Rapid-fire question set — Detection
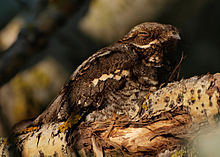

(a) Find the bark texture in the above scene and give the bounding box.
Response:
[0,73,219,156]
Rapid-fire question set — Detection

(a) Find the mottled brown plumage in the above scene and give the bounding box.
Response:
[33,22,181,126]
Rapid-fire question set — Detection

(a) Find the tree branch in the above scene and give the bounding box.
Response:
[0,73,219,156]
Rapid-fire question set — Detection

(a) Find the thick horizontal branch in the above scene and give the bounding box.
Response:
[0,73,219,156]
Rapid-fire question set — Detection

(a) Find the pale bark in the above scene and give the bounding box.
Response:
[0,73,219,156]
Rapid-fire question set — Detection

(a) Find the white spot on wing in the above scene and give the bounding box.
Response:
[114,75,121,80]
[92,71,130,86]
[99,74,114,81]
[92,78,99,86]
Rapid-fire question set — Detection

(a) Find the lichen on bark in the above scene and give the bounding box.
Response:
[1,73,218,156]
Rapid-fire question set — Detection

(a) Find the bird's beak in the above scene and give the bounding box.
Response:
[175,33,181,40]
[170,32,181,40]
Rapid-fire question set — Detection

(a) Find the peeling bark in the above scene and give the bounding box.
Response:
[0,73,219,156]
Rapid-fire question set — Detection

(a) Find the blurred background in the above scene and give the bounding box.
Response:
[0,0,219,136]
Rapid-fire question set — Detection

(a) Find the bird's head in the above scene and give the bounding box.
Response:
[119,22,182,84]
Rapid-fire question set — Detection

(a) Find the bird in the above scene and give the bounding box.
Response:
[32,22,181,128]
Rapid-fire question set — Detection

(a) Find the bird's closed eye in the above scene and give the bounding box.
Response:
[172,31,177,35]
[139,32,151,37]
